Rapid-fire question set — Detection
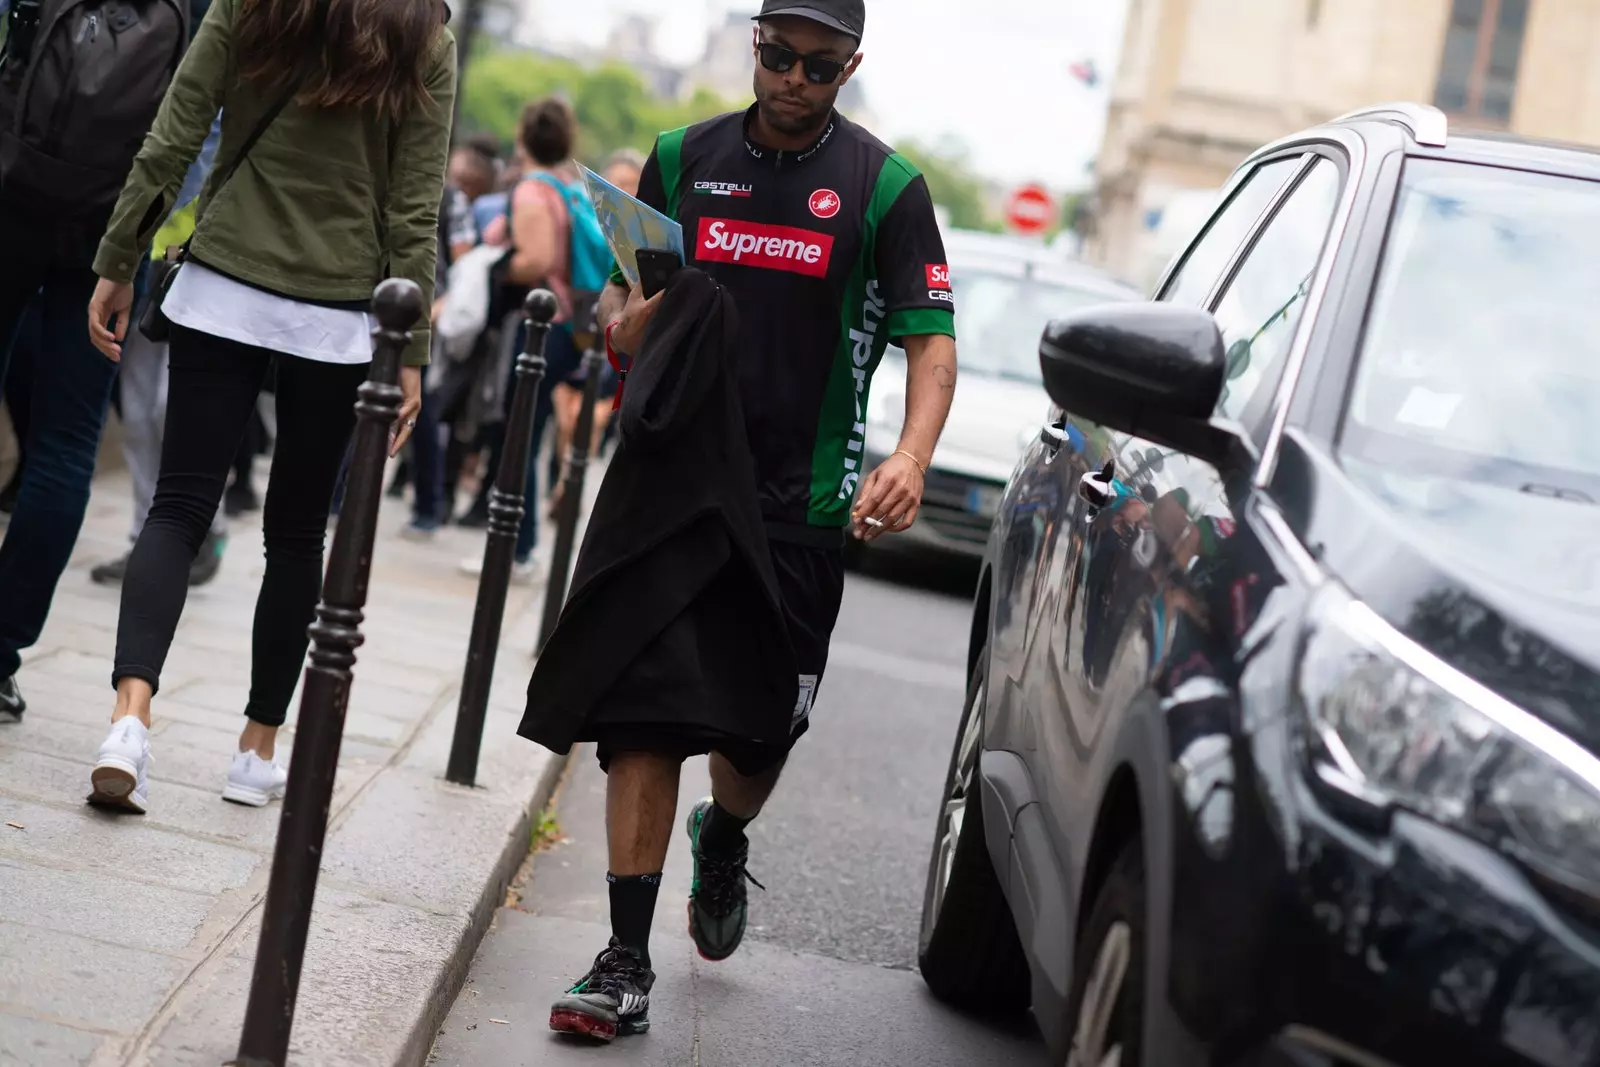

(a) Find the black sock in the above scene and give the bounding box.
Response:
[699,801,753,857]
[607,872,661,965]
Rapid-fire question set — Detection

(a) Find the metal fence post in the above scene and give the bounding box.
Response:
[536,344,604,654]
[233,279,423,1067]
[446,289,557,787]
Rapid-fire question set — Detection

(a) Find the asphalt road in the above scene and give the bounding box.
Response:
[429,549,1051,1066]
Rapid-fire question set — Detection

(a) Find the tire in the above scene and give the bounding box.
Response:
[917,652,1030,1012]
[1063,841,1145,1067]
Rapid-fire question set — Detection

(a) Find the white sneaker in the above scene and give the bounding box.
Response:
[88,717,150,813]
[458,556,539,585]
[222,749,288,808]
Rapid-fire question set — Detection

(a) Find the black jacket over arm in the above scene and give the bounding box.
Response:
[519,267,798,757]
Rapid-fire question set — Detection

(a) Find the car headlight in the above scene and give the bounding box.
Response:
[1297,583,1600,896]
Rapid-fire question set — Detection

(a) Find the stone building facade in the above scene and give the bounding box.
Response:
[1090,0,1590,289]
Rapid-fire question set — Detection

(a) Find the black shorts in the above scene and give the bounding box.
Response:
[594,539,846,777]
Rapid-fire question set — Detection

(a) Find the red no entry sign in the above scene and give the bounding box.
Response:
[1005,184,1056,236]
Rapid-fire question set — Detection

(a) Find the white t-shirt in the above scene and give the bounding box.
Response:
[164,262,373,364]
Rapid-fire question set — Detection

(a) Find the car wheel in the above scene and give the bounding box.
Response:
[1064,841,1145,1067]
[917,651,1030,1012]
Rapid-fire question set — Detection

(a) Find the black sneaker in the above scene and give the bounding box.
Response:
[549,939,654,1042]
[0,675,24,723]
[188,532,225,587]
[90,552,132,586]
[685,797,764,962]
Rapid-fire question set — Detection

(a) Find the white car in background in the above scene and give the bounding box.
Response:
[855,232,1140,564]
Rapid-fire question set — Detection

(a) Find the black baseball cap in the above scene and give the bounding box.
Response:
[752,0,865,42]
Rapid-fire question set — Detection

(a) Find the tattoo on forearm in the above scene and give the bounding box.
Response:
[933,361,957,393]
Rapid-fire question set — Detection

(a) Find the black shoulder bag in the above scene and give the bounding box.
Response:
[138,80,307,343]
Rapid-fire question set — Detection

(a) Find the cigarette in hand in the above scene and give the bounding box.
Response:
[863,516,884,528]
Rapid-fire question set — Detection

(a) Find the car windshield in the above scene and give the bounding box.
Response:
[1344,159,1600,502]
[950,266,1128,384]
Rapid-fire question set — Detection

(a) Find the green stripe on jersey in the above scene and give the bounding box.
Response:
[607,126,689,288]
[656,126,687,218]
[806,152,922,528]
[888,307,955,340]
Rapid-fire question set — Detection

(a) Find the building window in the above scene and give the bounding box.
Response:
[1434,0,1529,123]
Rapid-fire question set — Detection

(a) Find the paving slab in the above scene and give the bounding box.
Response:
[0,798,261,897]
[1,462,592,1066]
[0,923,189,1034]
[144,886,474,1067]
[0,857,215,955]
[0,1015,105,1067]
[430,912,1047,1067]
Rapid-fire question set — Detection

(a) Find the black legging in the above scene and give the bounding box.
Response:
[113,325,368,727]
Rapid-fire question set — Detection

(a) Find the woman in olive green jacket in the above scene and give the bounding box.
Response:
[82,0,455,814]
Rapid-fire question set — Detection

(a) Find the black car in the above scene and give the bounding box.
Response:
[916,103,1600,1067]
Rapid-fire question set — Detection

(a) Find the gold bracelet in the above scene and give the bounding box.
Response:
[893,448,928,475]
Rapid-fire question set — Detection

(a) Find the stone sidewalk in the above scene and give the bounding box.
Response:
[1,465,582,1067]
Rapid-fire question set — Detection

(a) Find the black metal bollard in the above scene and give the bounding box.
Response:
[234,279,424,1067]
[446,290,558,787]
[536,343,605,654]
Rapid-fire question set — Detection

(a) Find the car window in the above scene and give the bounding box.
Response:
[1344,160,1600,498]
[1159,157,1302,307]
[950,268,1132,384]
[1209,159,1340,428]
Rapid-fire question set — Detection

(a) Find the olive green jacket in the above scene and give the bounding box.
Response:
[94,0,456,365]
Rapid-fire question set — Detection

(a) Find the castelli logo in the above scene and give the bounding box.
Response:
[809,188,841,219]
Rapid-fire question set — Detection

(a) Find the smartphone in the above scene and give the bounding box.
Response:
[635,248,683,299]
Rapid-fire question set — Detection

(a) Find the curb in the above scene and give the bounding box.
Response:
[395,747,570,1067]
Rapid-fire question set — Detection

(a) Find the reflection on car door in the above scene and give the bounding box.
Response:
[1023,151,1345,882]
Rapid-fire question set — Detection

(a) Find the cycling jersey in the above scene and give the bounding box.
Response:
[614,105,955,529]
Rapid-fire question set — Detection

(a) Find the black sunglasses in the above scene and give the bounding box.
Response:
[757,41,849,85]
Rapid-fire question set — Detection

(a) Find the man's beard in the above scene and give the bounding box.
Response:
[754,80,836,138]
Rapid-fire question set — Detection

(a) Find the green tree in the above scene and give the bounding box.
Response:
[894,140,998,232]
[457,48,738,166]
[458,47,1003,231]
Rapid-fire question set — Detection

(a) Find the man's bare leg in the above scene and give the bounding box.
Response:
[708,751,784,818]
[549,751,677,1041]
[606,751,681,875]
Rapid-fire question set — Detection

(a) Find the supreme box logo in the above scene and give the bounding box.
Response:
[697,218,834,278]
[926,263,951,288]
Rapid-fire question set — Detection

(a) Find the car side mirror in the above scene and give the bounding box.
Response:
[1038,303,1248,468]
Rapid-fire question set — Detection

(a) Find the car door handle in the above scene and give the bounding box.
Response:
[1078,460,1116,508]
[1040,422,1068,453]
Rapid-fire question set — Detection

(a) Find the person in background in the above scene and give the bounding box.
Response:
[452,135,500,207]
[91,109,230,587]
[402,179,477,540]
[0,0,191,720]
[0,302,37,521]
[602,148,644,197]
[543,146,644,500]
[83,0,454,813]
[457,97,577,583]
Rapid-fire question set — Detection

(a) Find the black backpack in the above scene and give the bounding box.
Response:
[0,0,189,217]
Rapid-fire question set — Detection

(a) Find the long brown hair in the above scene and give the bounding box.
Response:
[234,0,447,117]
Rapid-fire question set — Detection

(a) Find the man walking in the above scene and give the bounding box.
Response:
[530,0,959,1040]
